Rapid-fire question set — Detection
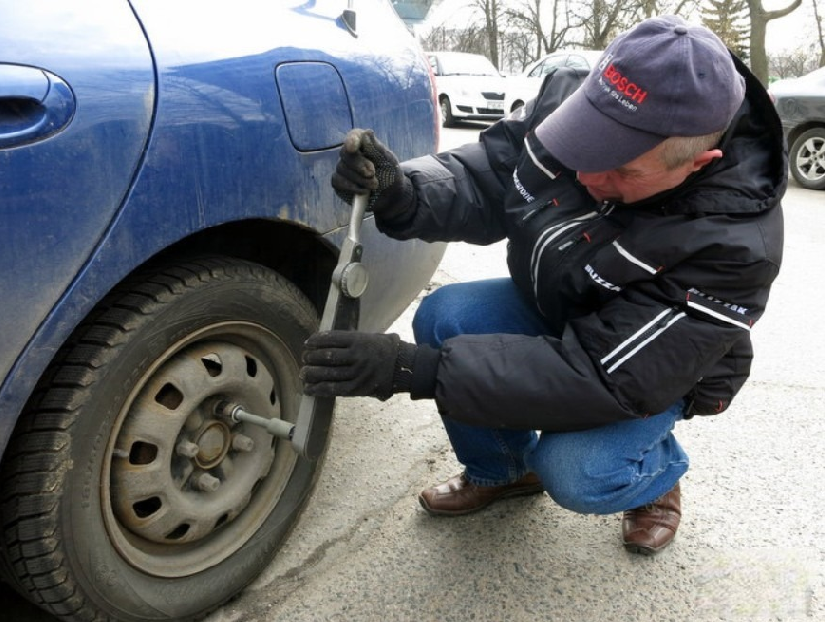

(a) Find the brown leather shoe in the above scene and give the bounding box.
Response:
[418,472,544,516]
[621,482,681,555]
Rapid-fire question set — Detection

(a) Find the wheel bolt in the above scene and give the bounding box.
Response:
[192,471,221,492]
[231,433,255,453]
[176,440,200,458]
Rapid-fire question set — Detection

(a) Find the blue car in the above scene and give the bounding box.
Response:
[0,1,442,620]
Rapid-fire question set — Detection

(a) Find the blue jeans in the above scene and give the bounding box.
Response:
[412,278,689,515]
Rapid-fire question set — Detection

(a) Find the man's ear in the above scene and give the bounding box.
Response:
[692,149,723,172]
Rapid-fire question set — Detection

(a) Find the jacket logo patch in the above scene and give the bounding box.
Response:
[585,264,621,291]
[687,287,749,315]
[513,169,536,203]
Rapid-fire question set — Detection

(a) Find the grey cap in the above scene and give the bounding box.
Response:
[534,15,746,172]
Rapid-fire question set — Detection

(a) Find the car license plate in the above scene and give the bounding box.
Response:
[487,101,504,110]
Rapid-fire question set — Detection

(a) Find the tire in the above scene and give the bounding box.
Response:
[0,256,324,621]
[789,127,825,190]
[440,95,456,128]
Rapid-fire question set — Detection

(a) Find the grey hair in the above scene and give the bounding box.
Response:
[659,129,727,170]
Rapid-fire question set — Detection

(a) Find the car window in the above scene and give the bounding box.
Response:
[437,53,498,76]
[566,54,592,70]
[527,63,544,77]
[392,0,435,24]
[538,55,568,76]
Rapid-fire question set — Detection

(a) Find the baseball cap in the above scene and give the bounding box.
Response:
[534,15,746,172]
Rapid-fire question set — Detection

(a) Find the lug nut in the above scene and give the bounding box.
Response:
[192,471,221,492]
[231,433,255,453]
[176,440,200,458]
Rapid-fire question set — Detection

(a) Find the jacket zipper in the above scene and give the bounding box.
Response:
[530,211,599,301]
[520,198,557,225]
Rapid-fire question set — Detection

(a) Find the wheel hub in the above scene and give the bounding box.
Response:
[194,421,230,468]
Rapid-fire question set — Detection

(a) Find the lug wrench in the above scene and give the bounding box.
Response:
[292,192,369,458]
[217,194,369,459]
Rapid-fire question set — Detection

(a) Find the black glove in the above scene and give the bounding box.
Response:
[301,331,439,401]
[331,129,415,221]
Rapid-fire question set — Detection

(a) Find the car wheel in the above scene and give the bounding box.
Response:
[789,127,825,190]
[0,256,323,621]
[440,95,456,128]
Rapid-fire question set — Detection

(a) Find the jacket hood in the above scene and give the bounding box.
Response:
[633,55,788,216]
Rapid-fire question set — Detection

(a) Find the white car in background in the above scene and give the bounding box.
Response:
[503,49,604,114]
[428,51,507,126]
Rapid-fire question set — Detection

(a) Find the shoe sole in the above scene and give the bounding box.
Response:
[622,539,674,556]
[418,484,545,517]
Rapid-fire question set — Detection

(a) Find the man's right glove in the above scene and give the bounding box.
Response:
[300,330,439,402]
[331,129,415,222]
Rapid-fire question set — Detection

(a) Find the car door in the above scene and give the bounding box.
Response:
[0,1,154,386]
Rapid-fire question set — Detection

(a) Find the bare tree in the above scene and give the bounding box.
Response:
[746,0,803,85]
[500,28,540,71]
[814,0,825,66]
[506,0,572,60]
[634,0,700,19]
[422,21,489,56]
[470,0,506,67]
[569,0,636,48]
[506,0,546,60]
[769,48,819,77]
[422,0,816,80]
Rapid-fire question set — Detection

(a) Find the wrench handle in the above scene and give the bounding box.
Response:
[292,193,369,459]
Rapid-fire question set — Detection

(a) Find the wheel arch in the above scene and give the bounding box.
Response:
[787,121,825,149]
[0,218,337,460]
[152,218,338,317]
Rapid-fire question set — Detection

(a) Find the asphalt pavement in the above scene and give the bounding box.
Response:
[4,125,823,621]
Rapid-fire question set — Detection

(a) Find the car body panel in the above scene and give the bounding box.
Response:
[0,0,155,398]
[503,50,603,113]
[0,0,443,455]
[428,51,506,123]
[770,67,825,140]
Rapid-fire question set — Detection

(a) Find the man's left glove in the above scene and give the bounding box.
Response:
[331,129,415,222]
[300,331,437,401]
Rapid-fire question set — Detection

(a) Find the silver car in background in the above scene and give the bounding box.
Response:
[770,67,825,190]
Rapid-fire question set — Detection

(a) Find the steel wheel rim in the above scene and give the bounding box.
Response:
[103,321,299,577]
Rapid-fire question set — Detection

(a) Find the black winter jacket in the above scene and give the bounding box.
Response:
[378,58,786,432]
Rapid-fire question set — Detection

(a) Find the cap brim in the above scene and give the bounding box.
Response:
[534,88,666,173]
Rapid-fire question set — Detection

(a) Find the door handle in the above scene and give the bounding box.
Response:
[0,64,75,149]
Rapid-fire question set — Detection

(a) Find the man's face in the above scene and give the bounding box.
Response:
[576,141,716,204]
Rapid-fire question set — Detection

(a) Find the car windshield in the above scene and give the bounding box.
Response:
[439,54,498,76]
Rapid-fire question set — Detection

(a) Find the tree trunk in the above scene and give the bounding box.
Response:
[813,0,825,67]
[747,0,803,85]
